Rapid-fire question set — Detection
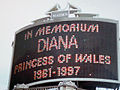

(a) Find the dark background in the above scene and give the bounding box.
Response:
[9,21,118,90]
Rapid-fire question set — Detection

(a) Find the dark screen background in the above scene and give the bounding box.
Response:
[9,21,118,90]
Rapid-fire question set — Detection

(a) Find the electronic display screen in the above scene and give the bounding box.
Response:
[9,20,118,90]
